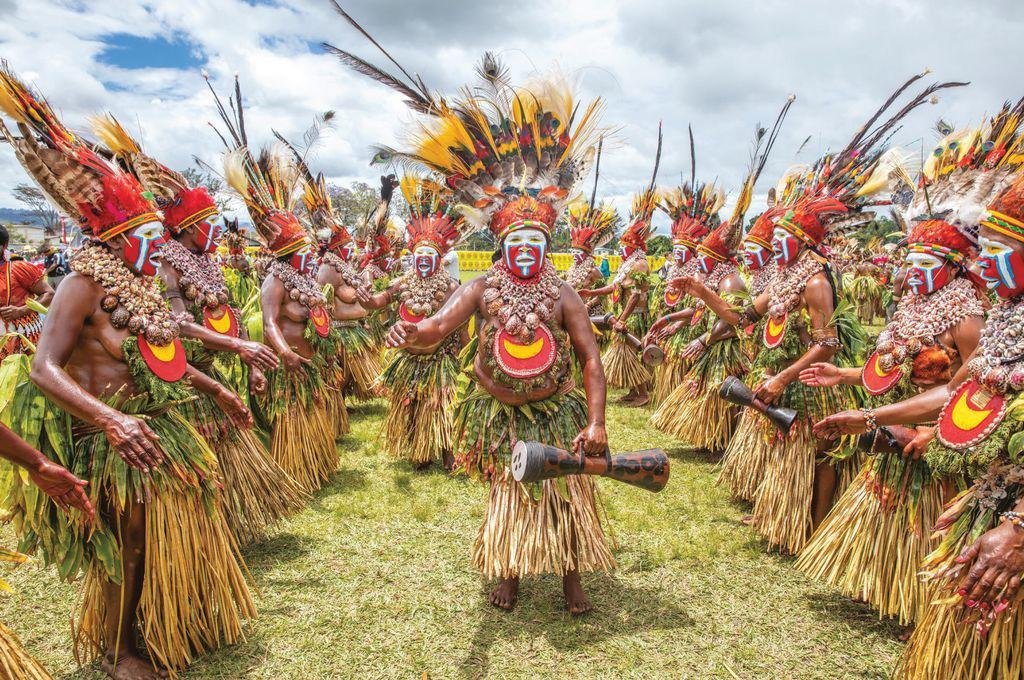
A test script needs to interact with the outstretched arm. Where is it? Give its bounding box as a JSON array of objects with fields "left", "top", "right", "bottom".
[
  {"left": 0, "top": 423, "right": 93, "bottom": 517},
  {"left": 260, "top": 275, "right": 309, "bottom": 372},
  {"left": 386, "top": 277, "right": 482, "bottom": 349},
  {"left": 355, "top": 282, "right": 395, "bottom": 310},
  {"left": 562, "top": 286, "right": 608, "bottom": 456},
  {"left": 671, "top": 277, "right": 768, "bottom": 326}
]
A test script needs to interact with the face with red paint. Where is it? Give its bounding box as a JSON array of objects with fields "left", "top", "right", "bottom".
[
  {"left": 977, "top": 228, "right": 1024, "bottom": 299},
  {"left": 904, "top": 251, "right": 952, "bottom": 295},
  {"left": 570, "top": 247, "right": 589, "bottom": 265},
  {"left": 772, "top": 226, "right": 802, "bottom": 266},
  {"left": 503, "top": 227, "right": 547, "bottom": 279},
  {"left": 194, "top": 218, "right": 224, "bottom": 255},
  {"left": 289, "top": 242, "right": 317, "bottom": 276},
  {"left": 741, "top": 240, "right": 772, "bottom": 270},
  {"left": 696, "top": 252, "right": 716, "bottom": 275},
  {"left": 672, "top": 244, "right": 691, "bottom": 267},
  {"left": 119, "top": 221, "right": 167, "bottom": 276},
  {"left": 413, "top": 244, "right": 440, "bottom": 278}
]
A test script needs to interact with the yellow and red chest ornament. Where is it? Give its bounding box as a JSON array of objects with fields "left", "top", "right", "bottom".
[
  {"left": 137, "top": 335, "right": 188, "bottom": 382},
  {"left": 308, "top": 305, "right": 332, "bottom": 338},
  {"left": 203, "top": 305, "right": 240, "bottom": 338},
  {"left": 862, "top": 351, "right": 904, "bottom": 395},
  {"left": 396, "top": 270, "right": 451, "bottom": 325},
  {"left": 493, "top": 322, "right": 558, "bottom": 379},
  {"left": 937, "top": 379, "right": 1008, "bottom": 450},
  {"left": 398, "top": 303, "right": 425, "bottom": 324},
  {"left": 762, "top": 313, "right": 787, "bottom": 349}
]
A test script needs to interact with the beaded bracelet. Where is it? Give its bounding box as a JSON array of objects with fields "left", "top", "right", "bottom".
[
  {"left": 1002, "top": 511, "right": 1024, "bottom": 529},
  {"left": 861, "top": 407, "right": 879, "bottom": 431}
]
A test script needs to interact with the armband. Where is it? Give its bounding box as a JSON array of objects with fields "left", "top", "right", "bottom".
[{"left": 809, "top": 326, "right": 841, "bottom": 350}]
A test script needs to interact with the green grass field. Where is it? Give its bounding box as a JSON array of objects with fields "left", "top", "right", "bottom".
[{"left": 0, "top": 390, "right": 903, "bottom": 679}]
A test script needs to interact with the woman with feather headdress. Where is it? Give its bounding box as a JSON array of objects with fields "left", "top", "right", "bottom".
[
  {"left": 0, "top": 64, "right": 257, "bottom": 679},
  {"left": 328, "top": 18, "right": 614, "bottom": 612},
  {"left": 563, "top": 139, "right": 615, "bottom": 314},
  {"left": 355, "top": 175, "right": 470, "bottom": 470},
  {"left": 91, "top": 114, "right": 307, "bottom": 547},
  {"left": 673, "top": 74, "right": 965, "bottom": 554},
  {"left": 651, "top": 99, "right": 793, "bottom": 452},
  {"left": 209, "top": 76, "right": 342, "bottom": 495}
]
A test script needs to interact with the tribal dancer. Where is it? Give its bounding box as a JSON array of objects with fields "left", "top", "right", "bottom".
[
  {"left": 564, "top": 141, "right": 615, "bottom": 315},
  {"left": 93, "top": 115, "right": 305, "bottom": 546},
  {"left": 580, "top": 129, "right": 662, "bottom": 407},
  {"left": 813, "top": 103, "right": 1024, "bottom": 679},
  {"left": 0, "top": 424, "right": 94, "bottom": 680},
  {"left": 356, "top": 176, "right": 468, "bottom": 470},
  {"left": 0, "top": 223, "right": 53, "bottom": 360},
  {"left": 329, "top": 177, "right": 394, "bottom": 404},
  {"left": 211, "top": 77, "right": 340, "bottom": 494},
  {"left": 329, "top": 29, "right": 615, "bottom": 612},
  {"left": 796, "top": 126, "right": 989, "bottom": 625},
  {"left": 0, "top": 66, "right": 256, "bottom": 679},
  {"left": 652, "top": 102, "right": 793, "bottom": 452},
  {"left": 644, "top": 182, "right": 716, "bottom": 406},
  {"left": 672, "top": 76, "right": 962, "bottom": 553}
]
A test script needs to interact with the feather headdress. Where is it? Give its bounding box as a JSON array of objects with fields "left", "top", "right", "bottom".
[
  {"left": 401, "top": 174, "right": 469, "bottom": 255},
  {"left": 206, "top": 74, "right": 309, "bottom": 257},
  {"left": 0, "top": 62, "right": 159, "bottom": 240},
  {"left": 620, "top": 123, "right": 664, "bottom": 251},
  {"left": 91, "top": 114, "right": 218, "bottom": 235},
  {"left": 326, "top": 13, "right": 604, "bottom": 241},
  {"left": 700, "top": 96, "right": 795, "bottom": 262},
  {"left": 903, "top": 99, "right": 1024, "bottom": 255},
  {"left": 777, "top": 71, "right": 968, "bottom": 248}
]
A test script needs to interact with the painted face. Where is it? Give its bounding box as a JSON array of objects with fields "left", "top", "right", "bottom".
[
  {"left": 194, "top": 218, "right": 224, "bottom": 255},
  {"left": 502, "top": 227, "right": 547, "bottom": 279},
  {"left": 621, "top": 245, "right": 635, "bottom": 259},
  {"left": 904, "top": 252, "right": 952, "bottom": 295},
  {"left": 414, "top": 244, "right": 440, "bottom": 278},
  {"left": 289, "top": 243, "right": 316, "bottom": 276},
  {"left": 772, "top": 227, "right": 801, "bottom": 266},
  {"left": 570, "top": 247, "right": 588, "bottom": 265},
  {"left": 741, "top": 240, "right": 771, "bottom": 270},
  {"left": 672, "top": 244, "right": 691, "bottom": 267},
  {"left": 121, "top": 221, "right": 167, "bottom": 276},
  {"left": 335, "top": 242, "right": 356, "bottom": 261},
  {"left": 977, "top": 233, "right": 1024, "bottom": 298},
  {"left": 697, "top": 253, "right": 716, "bottom": 275}
]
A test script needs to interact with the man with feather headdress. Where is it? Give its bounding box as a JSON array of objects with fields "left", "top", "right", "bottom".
[
  {"left": 0, "top": 64, "right": 257, "bottom": 679},
  {"left": 328, "top": 20, "right": 614, "bottom": 612}
]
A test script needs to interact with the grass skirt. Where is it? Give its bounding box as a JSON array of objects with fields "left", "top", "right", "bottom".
[
  {"left": 894, "top": 593, "right": 1024, "bottom": 679},
  {"left": 337, "top": 322, "right": 383, "bottom": 402},
  {"left": 177, "top": 386, "right": 306, "bottom": 546},
  {"left": 650, "top": 334, "right": 689, "bottom": 407},
  {"left": 717, "top": 409, "right": 774, "bottom": 502},
  {"left": 601, "top": 333, "right": 651, "bottom": 390},
  {"left": 323, "top": 360, "right": 350, "bottom": 438},
  {"left": 452, "top": 384, "right": 615, "bottom": 578},
  {"left": 794, "top": 459, "right": 946, "bottom": 624},
  {"left": 0, "top": 621, "right": 51, "bottom": 680},
  {"left": 750, "top": 421, "right": 820, "bottom": 554},
  {"left": 379, "top": 345, "right": 459, "bottom": 465},
  {"left": 262, "top": 365, "right": 337, "bottom": 494},
  {"left": 651, "top": 339, "right": 745, "bottom": 451}
]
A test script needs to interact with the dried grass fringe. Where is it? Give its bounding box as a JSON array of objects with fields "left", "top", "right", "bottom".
[
  {"left": 651, "top": 380, "right": 738, "bottom": 451},
  {"left": 651, "top": 354, "right": 688, "bottom": 407},
  {"left": 751, "top": 422, "right": 818, "bottom": 554},
  {"left": 601, "top": 334, "right": 651, "bottom": 389},
  {"left": 379, "top": 351, "right": 457, "bottom": 465},
  {"left": 718, "top": 410, "right": 774, "bottom": 502},
  {"left": 894, "top": 590, "right": 1024, "bottom": 679},
  {"left": 473, "top": 470, "right": 616, "bottom": 579},
  {"left": 323, "top": 362, "right": 350, "bottom": 438},
  {"left": 0, "top": 622, "right": 52, "bottom": 680},
  {"left": 75, "top": 490, "right": 257, "bottom": 677},
  {"left": 340, "top": 337, "right": 383, "bottom": 402},
  {"left": 269, "top": 376, "right": 337, "bottom": 494},
  {"left": 795, "top": 464, "right": 944, "bottom": 624}
]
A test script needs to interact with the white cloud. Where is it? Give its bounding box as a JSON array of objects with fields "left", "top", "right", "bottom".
[{"left": 0, "top": 0, "right": 1022, "bottom": 237}]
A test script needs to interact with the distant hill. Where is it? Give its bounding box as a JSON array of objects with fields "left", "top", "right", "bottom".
[{"left": 0, "top": 207, "right": 50, "bottom": 227}]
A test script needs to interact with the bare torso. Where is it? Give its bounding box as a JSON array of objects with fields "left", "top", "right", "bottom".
[
  {"left": 318, "top": 264, "right": 367, "bottom": 323},
  {"left": 262, "top": 276, "right": 315, "bottom": 360}
]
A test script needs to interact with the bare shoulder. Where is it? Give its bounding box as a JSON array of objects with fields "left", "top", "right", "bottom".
[{"left": 804, "top": 270, "right": 833, "bottom": 295}]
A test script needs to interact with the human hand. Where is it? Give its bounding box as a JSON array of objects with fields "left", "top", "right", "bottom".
[
  {"left": 386, "top": 321, "right": 419, "bottom": 349},
  {"left": 249, "top": 367, "right": 267, "bottom": 395},
  {"left": 902, "top": 425, "right": 935, "bottom": 460},
  {"left": 281, "top": 350, "right": 311, "bottom": 373},
  {"left": 813, "top": 410, "right": 869, "bottom": 439},
  {"left": 236, "top": 339, "right": 279, "bottom": 372},
  {"left": 754, "top": 375, "right": 787, "bottom": 405},
  {"left": 103, "top": 414, "right": 163, "bottom": 471},
  {"left": 954, "top": 521, "right": 1024, "bottom": 609},
  {"left": 799, "top": 362, "right": 842, "bottom": 388},
  {"left": 29, "top": 460, "right": 94, "bottom": 519},
  {"left": 572, "top": 422, "right": 608, "bottom": 456},
  {"left": 215, "top": 389, "right": 253, "bottom": 429}
]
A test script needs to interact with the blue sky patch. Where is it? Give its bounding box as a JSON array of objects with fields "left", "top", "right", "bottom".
[{"left": 97, "top": 32, "right": 206, "bottom": 70}]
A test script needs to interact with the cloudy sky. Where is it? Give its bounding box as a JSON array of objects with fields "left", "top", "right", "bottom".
[{"left": 0, "top": 0, "right": 1020, "bottom": 233}]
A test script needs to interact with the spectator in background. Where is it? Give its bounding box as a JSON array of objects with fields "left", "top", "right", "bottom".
[
  {"left": 42, "top": 242, "right": 70, "bottom": 289},
  {"left": 444, "top": 249, "right": 461, "bottom": 281},
  {"left": 0, "top": 224, "right": 53, "bottom": 359},
  {"left": 598, "top": 254, "right": 610, "bottom": 278}
]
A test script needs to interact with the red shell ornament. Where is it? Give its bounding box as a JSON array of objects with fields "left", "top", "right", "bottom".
[
  {"left": 398, "top": 302, "right": 426, "bottom": 324},
  {"left": 137, "top": 335, "right": 188, "bottom": 383},
  {"left": 763, "top": 313, "right": 787, "bottom": 349},
  {"left": 493, "top": 323, "right": 557, "bottom": 379},
  {"left": 202, "top": 305, "right": 240, "bottom": 338},
  {"left": 862, "top": 351, "right": 903, "bottom": 396},
  {"left": 309, "top": 305, "right": 331, "bottom": 338},
  {"left": 937, "top": 379, "right": 1008, "bottom": 450}
]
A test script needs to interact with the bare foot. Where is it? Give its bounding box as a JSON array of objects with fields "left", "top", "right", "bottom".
[
  {"left": 102, "top": 653, "right": 168, "bottom": 680},
  {"left": 413, "top": 460, "right": 432, "bottom": 471},
  {"left": 563, "top": 571, "right": 593, "bottom": 616},
  {"left": 898, "top": 625, "right": 914, "bottom": 642},
  {"left": 628, "top": 393, "right": 650, "bottom": 408},
  {"left": 616, "top": 392, "right": 635, "bottom": 404},
  {"left": 740, "top": 514, "right": 756, "bottom": 526},
  {"left": 441, "top": 452, "right": 455, "bottom": 472},
  {"left": 489, "top": 577, "right": 519, "bottom": 610}
]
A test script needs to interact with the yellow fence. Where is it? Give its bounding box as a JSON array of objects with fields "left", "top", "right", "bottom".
[{"left": 456, "top": 251, "right": 665, "bottom": 273}]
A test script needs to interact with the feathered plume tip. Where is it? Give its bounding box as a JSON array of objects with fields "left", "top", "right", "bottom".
[
  {"left": 661, "top": 181, "right": 725, "bottom": 246},
  {"left": 0, "top": 63, "right": 157, "bottom": 240},
  {"left": 400, "top": 174, "right": 469, "bottom": 254},
  {"left": 567, "top": 200, "right": 617, "bottom": 252}
]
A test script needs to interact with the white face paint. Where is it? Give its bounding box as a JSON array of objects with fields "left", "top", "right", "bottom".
[
  {"left": 413, "top": 244, "right": 440, "bottom": 278},
  {"left": 503, "top": 227, "right": 547, "bottom": 278}
]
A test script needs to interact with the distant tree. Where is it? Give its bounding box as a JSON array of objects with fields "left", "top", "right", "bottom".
[
  {"left": 180, "top": 166, "right": 231, "bottom": 213},
  {"left": 12, "top": 184, "right": 60, "bottom": 236},
  {"left": 646, "top": 235, "right": 671, "bottom": 256},
  {"left": 327, "top": 179, "right": 408, "bottom": 236}
]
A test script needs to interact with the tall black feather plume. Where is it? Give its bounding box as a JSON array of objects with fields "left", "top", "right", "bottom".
[
  {"left": 857, "top": 81, "right": 969, "bottom": 156},
  {"left": 589, "top": 136, "right": 603, "bottom": 209},
  {"left": 688, "top": 124, "right": 696, "bottom": 217},
  {"left": 321, "top": 43, "right": 433, "bottom": 114},
  {"left": 837, "top": 70, "right": 929, "bottom": 160},
  {"left": 648, "top": 121, "right": 663, "bottom": 193}
]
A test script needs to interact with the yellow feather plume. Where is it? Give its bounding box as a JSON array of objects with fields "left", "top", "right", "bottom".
[{"left": 89, "top": 114, "right": 140, "bottom": 156}]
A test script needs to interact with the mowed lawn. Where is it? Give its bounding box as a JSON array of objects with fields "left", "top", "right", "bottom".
[{"left": 0, "top": 388, "right": 904, "bottom": 679}]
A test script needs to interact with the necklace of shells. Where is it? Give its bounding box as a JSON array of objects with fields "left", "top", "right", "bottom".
[
  {"left": 612, "top": 250, "right": 647, "bottom": 287},
  {"left": 483, "top": 261, "right": 562, "bottom": 343},
  {"left": 967, "top": 296, "right": 1024, "bottom": 394},
  {"left": 701, "top": 260, "right": 737, "bottom": 293},
  {"left": 71, "top": 243, "right": 180, "bottom": 346},
  {"left": 875, "top": 278, "right": 984, "bottom": 372},
  {"left": 160, "top": 239, "right": 230, "bottom": 314},
  {"left": 750, "top": 265, "right": 777, "bottom": 297},
  {"left": 565, "top": 258, "right": 596, "bottom": 290},
  {"left": 767, "top": 251, "right": 823, "bottom": 319},
  {"left": 265, "top": 259, "right": 327, "bottom": 310},
  {"left": 321, "top": 250, "right": 364, "bottom": 289},
  {"left": 397, "top": 270, "right": 451, "bottom": 318}
]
